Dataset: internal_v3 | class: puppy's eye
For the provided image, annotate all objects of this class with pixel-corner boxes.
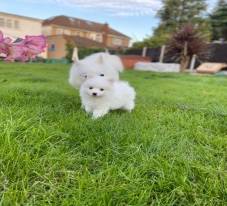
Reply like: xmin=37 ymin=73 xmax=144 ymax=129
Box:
xmin=84 ymin=75 xmax=87 ymax=78
xmin=100 ymin=74 xmax=104 ymax=76
xmin=100 ymin=88 xmax=104 ymax=91
xmin=89 ymin=87 xmax=93 ymax=89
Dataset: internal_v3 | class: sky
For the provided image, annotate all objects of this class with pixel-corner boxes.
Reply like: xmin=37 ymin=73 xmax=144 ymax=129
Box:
xmin=0 ymin=0 xmax=218 ymax=44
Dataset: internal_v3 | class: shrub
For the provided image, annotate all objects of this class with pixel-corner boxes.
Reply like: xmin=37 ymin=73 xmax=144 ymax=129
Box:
xmin=78 ymin=47 xmax=106 ymax=59
xmin=165 ymin=23 xmax=211 ymax=72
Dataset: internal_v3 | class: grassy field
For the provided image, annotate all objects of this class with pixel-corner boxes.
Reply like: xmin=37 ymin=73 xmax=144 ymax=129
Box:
xmin=0 ymin=62 xmax=227 ymax=205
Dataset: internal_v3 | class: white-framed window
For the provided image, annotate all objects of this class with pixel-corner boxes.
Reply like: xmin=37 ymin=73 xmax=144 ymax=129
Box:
xmin=76 ymin=31 xmax=81 ymax=37
xmin=57 ymin=28 xmax=63 ymax=34
xmin=14 ymin=20 xmax=19 ymax=29
xmin=0 ymin=18 xmax=4 ymax=27
xmin=0 ymin=18 xmax=20 ymax=29
xmin=64 ymin=29 xmax=70 ymax=35
xmin=57 ymin=28 xmax=70 ymax=35
xmin=95 ymin=34 xmax=101 ymax=42
xmin=6 ymin=19 xmax=12 ymax=28
xmin=112 ymin=38 xmax=122 ymax=46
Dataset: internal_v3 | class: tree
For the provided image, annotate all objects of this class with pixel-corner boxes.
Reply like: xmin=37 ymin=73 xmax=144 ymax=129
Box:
xmin=210 ymin=0 xmax=227 ymax=41
xmin=130 ymin=0 xmax=211 ymax=49
xmin=154 ymin=0 xmax=211 ymax=39
xmin=165 ymin=23 xmax=211 ymax=72
xmin=132 ymin=34 xmax=170 ymax=48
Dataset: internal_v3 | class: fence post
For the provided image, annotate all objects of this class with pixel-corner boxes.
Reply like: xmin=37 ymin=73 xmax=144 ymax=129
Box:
xmin=159 ymin=45 xmax=165 ymax=62
xmin=142 ymin=47 xmax=147 ymax=57
xmin=189 ymin=54 xmax=196 ymax=72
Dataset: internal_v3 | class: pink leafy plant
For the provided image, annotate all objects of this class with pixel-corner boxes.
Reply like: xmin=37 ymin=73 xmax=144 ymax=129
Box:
xmin=0 ymin=30 xmax=47 ymax=62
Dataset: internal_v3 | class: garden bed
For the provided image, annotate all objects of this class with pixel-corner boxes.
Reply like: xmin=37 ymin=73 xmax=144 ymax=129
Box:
xmin=118 ymin=55 xmax=151 ymax=69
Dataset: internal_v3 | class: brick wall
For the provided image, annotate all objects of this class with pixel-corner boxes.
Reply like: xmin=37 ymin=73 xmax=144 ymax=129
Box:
xmin=47 ymin=36 xmax=67 ymax=59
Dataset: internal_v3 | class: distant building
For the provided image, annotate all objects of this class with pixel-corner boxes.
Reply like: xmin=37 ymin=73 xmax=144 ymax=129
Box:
xmin=42 ymin=15 xmax=131 ymax=58
xmin=0 ymin=12 xmax=131 ymax=59
xmin=0 ymin=12 xmax=43 ymax=40
xmin=0 ymin=12 xmax=46 ymax=58
xmin=46 ymin=35 xmax=110 ymax=59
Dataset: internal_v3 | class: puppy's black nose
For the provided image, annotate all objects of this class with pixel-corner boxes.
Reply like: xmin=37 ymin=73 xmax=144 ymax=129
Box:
xmin=92 ymin=93 xmax=97 ymax=96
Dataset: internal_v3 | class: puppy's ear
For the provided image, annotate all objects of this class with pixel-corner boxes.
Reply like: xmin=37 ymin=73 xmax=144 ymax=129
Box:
xmin=105 ymin=48 xmax=109 ymax=54
xmin=98 ymin=53 xmax=105 ymax=64
xmin=72 ymin=47 xmax=79 ymax=64
xmin=72 ymin=56 xmax=80 ymax=65
xmin=108 ymin=78 xmax=115 ymax=84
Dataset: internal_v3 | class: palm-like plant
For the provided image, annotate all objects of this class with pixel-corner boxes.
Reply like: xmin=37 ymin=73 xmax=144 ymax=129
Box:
xmin=164 ymin=23 xmax=211 ymax=72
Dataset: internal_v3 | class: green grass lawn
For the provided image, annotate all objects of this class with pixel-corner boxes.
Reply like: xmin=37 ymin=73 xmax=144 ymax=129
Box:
xmin=0 ymin=62 xmax=227 ymax=205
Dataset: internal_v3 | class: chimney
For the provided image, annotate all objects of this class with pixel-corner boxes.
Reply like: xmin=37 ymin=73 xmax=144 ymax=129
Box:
xmin=103 ymin=23 xmax=109 ymax=46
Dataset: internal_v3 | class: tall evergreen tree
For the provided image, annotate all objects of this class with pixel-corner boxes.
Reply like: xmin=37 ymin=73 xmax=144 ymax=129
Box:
xmin=154 ymin=0 xmax=210 ymax=38
xmin=210 ymin=0 xmax=227 ymax=41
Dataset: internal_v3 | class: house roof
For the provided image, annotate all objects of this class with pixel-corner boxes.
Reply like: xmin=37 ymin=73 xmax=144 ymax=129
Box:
xmin=43 ymin=15 xmax=130 ymax=39
xmin=0 ymin=12 xmax=43 ymax=22
xmin=64 ymin=35 xmax=108 ymax=48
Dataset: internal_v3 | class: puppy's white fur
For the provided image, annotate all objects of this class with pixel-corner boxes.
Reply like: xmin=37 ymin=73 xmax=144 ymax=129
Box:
xmin=80 ymin=75 xmax=136 ymax=119
xmin=69 ymin=52 xmax=124 ymax=89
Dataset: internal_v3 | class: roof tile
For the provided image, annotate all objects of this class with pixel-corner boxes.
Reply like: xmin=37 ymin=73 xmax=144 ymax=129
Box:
xmin=43 ymin=15 xmax=130 ymax=38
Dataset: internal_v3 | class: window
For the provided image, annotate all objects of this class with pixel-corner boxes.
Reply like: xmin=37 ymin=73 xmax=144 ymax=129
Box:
xmin=64 ymin=29 xmax=70 ymax=35
xmin=112 ymin=38 xmax=122 ymax=46
xmin=0 ymin=18 xmax=19 ymax=29
xmin=50 ymin=44 xmax=55 ymax=51
xmin=0 ymin=18 xmax=5 ymax=27
xmin=57 ymin=28 xmax=70 ymax=35
xmin=95 ymin=34 xmax=101 ymax=42
xmin=14 ymin=20 xmax=19 ymax=29
xmin=6 ymin=19 xmax=12 ymax=28
xmin=57 ymin=29 xmax=63 ymax=34
xmin=76 ymin=31 xmax=81 ymax=37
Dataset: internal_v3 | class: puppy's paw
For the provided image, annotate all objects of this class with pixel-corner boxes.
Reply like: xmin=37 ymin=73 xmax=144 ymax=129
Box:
xmin=85 ymin=106 xmax=93 ymax=113
xmin=92 ymin=109 xmax=108 ymax=119
xmin=123 ymin=102 xmax=135 ymax=111
xmin=92 ymin=112 xmax=105 ymax=119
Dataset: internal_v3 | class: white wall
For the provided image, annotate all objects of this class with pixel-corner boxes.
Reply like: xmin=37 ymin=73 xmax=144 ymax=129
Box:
xmin=42 ymin=26 xmax=52 ymax=36
xmin=0 ymin=12 xmax=43 ymax=40
xmin=0 ymin=12 xmax=47 ymax=58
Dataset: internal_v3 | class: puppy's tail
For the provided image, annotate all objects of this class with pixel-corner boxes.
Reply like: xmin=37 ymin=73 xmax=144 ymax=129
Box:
xmin=105 ymin=55 xmax=124 ymax=73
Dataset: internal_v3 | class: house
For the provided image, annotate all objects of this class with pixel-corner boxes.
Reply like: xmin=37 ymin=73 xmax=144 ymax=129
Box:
xmin=47 ymin=35 xmax=109 ymax=59
xmin=42 ymin=15 xmax=131 ymax=58
xmin=0 ymin=12 xmax=43 ymax=40
xmin=0 ymin=12 xmax=131 ymax=60
xmin=0 ymin=12 xmax=47 ymax=58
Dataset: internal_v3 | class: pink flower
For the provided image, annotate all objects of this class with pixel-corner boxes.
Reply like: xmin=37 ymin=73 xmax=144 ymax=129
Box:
xmin=3 ymin=43 xmax=24 ymax=62
xmin=24 ymin=35 xmax=47 ymax=50
xmin=0 ymin=30 xmax=47 ymax=62
xmin=0 ymin=30 xmax=13 ymax=54
xmin=19 ymin=35 xmax=47 ymax=62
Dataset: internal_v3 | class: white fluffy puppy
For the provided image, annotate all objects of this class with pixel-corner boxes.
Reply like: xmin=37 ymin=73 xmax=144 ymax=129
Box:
xmin=69 ymin=52 xmax=124 ymax=89
xmin=80 ymin=75 xmax=136 ymax=119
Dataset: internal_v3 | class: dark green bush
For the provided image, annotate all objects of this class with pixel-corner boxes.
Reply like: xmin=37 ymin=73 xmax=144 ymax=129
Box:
xmin=78 ymin=47 xmax=106 ymax=59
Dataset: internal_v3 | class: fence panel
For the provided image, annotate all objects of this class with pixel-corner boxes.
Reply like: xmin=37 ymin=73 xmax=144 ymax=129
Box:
xmin=126 ymin=43 xmax=227 ymax=69
xmin=146 ymin=47 xmax=161 ymax=62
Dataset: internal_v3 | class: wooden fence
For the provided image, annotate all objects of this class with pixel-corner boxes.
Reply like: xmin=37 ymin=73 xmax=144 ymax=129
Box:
xmin=120 ymin=43 xmax=227 ymax=70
